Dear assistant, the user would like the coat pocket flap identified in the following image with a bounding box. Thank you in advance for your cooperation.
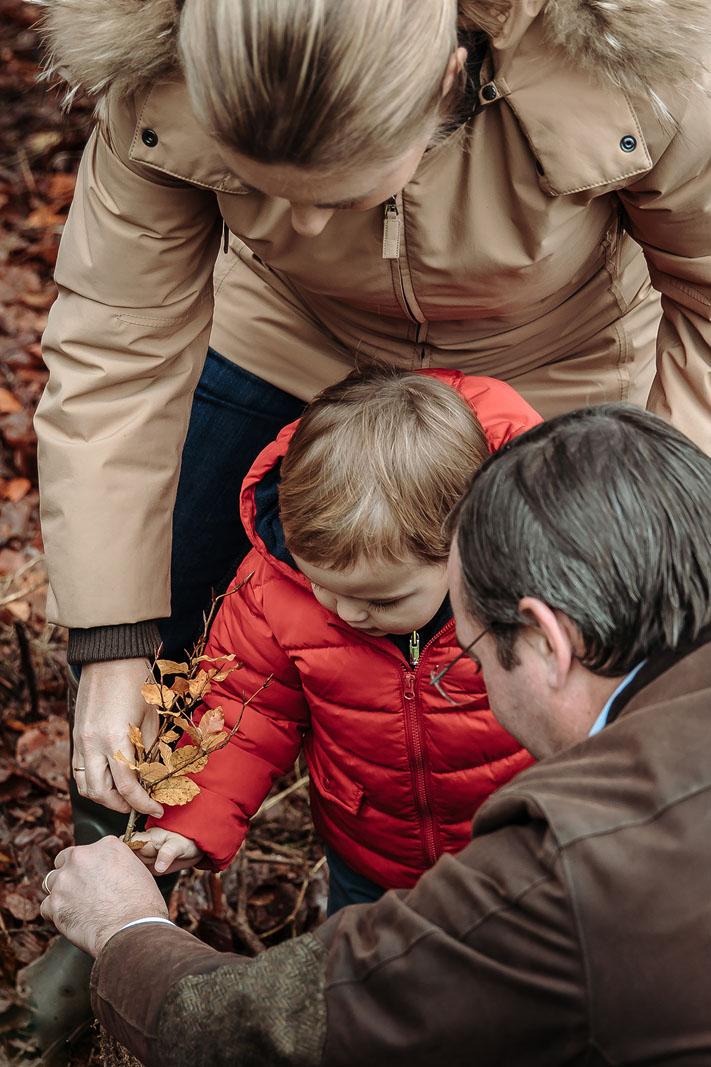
[309,753,364,816]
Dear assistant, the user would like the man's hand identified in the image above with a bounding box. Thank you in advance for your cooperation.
[73,659,163,817]
[40,837,169,957]
[134,827,204,875]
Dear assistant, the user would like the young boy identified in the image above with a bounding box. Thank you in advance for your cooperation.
[139,368,540,911]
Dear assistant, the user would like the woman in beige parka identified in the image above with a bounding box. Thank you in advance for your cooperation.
[34,0,711,864]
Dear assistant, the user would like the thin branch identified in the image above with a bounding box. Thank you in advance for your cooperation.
[234,848,265,955]
[259,855,327,940]
[256,774,309,817]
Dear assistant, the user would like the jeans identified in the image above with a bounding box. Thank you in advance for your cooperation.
[158,348,306,659]
[326,846,386,915]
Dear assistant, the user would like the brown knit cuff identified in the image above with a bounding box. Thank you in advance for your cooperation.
[67,621,162,665]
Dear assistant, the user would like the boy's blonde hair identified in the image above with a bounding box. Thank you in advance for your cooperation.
[279,369,489,569]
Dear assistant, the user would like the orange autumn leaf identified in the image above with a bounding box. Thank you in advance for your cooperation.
[136,761,166,784]
[170,745,208,776]
[155,658,189,676]
[141,682,176,709]
[152,775,200,806]
[129,724,145,757]
[0,388,21,414]
[198,706,224,738]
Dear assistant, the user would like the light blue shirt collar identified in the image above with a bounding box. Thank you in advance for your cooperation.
[588,660,646,737]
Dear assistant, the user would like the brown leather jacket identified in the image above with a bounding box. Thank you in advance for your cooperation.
[91,628,711,1065]
[36,0,711,629]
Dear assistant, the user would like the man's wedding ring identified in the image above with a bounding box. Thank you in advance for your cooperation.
[41,872,53,895]
[72,766,86,773]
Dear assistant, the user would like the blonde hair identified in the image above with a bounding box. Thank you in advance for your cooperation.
[179,0,459,169]
[279,369,489,569]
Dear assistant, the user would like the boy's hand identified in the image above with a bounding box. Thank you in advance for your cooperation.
[133,827,203,875]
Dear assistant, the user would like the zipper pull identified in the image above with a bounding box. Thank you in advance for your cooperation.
[409,629,420,667]
[403,671,416,701]
[382,196,401,259]
[222,219,230,254]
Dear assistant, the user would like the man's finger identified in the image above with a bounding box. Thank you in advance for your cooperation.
[40,893,54,923]
[111,758,164,818]
[54,846,75,870]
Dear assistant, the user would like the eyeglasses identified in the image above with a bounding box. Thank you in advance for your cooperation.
[430,628,488,705]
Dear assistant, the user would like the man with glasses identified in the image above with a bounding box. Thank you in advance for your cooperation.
[40,404,711,1066]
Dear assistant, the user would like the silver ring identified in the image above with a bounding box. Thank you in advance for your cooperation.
[72,766,86,773]
[41,873,52,895]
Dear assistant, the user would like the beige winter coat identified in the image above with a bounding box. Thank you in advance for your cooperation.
[36,0,711,628]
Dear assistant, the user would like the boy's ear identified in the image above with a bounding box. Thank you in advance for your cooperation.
[517,597,577,689]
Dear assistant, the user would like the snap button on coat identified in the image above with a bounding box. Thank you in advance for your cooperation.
[141,128,158,147]
[481,82,498,102]
[620,134,637,152]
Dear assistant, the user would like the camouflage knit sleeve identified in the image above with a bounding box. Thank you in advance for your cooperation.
[91,925,328,1067]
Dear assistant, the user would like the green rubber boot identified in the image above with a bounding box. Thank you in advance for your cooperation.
[19,669,177,1062]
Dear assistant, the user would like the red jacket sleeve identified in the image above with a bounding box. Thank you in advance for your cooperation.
[150,557,309,869]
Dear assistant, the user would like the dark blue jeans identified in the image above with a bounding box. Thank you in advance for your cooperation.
[326,847,386,915]
[158,348,306,659]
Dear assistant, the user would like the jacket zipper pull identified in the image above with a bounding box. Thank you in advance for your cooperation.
[404,671,416,701]
[382,196,401,260]
[409,629,420,667]
[222,220,230,254]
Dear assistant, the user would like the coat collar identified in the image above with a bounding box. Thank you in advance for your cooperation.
[607,623,711,726]
[481,13,655,195]
[128,22,662,203]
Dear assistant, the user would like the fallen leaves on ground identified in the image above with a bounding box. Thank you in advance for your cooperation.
[0,6,326,1063]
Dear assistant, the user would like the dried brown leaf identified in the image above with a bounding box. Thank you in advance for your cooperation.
[195,653,238,664]
[188,670,211,700]
[175,716,202,745]
[113,751,137,769]
[198,706,224,738]
[128,724,145,756]
[152,775,200,806]
[162,729,180,743]
[170,677,190,697]
[156,659,189,676]
[170,745,208,776]
[0,387,21,414]
[141,682,176,709]
[158,741,174,769]
[137,761,166,784]
[203,730,229,752]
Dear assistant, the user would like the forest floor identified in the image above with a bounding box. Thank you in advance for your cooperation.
[0,4,325,1063]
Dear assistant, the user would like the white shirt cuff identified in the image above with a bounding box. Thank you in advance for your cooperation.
[118,916,176,934]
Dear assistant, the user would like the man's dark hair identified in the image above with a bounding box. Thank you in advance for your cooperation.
[454,404,711,675]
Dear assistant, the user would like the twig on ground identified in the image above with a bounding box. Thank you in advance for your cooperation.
[13,621,38,717]
[234,848,265,955]
[256,774,309,817]
[259,855,327,941]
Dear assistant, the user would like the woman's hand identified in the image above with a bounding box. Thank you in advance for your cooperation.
[73,659,164,818]
[133,827,204,875]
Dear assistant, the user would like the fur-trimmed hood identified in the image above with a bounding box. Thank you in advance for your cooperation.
[39,0,711,109]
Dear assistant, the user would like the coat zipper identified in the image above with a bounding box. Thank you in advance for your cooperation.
[402,628,445,867]
[382,196,402,260]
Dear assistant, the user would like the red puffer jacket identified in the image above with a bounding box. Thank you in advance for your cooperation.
[154,370,540,887]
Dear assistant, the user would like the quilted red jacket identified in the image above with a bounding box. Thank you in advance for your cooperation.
[154,370,541,887]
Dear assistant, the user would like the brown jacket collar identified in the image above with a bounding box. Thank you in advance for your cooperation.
[607,622,711,726]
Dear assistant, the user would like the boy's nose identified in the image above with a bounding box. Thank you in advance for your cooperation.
[336,598,369,624]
